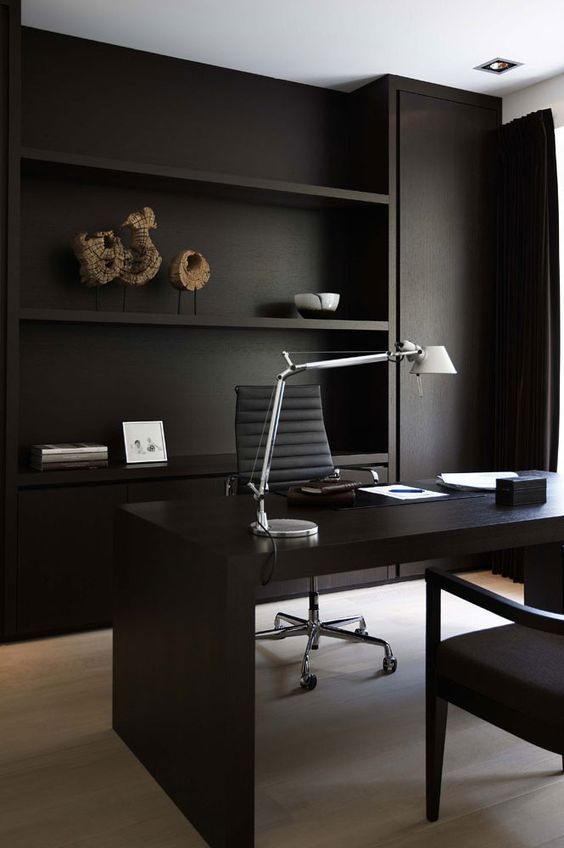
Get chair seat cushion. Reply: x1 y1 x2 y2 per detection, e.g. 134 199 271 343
437 624 564 724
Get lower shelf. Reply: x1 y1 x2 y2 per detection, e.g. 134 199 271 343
17 452 388 489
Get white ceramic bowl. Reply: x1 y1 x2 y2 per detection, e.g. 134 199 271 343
294 292 340 318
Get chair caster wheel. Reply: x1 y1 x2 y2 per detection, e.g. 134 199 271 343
300 673 317 691
383 657 397 674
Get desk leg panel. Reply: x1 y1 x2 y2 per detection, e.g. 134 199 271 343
524 542 564 613
113 511 256 848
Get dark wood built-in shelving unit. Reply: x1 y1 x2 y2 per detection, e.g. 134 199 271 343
0 19 501 640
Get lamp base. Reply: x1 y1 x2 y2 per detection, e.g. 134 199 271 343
250 518 319 538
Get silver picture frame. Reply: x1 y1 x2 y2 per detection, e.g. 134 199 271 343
123 420 168 464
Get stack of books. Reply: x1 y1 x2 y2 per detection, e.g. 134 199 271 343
30 443 109 471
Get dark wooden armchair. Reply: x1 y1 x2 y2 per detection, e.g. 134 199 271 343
425 566 564 822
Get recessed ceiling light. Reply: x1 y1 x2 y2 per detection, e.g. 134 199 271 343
475 58 523 75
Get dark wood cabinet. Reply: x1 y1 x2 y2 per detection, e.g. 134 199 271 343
397 90 498 480
394 84 500 578
17 485 127 636
0 26 501 639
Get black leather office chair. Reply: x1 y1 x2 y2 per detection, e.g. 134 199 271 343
233 384 397 690
426 566 564 821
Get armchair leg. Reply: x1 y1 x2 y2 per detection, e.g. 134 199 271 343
426 695 448 822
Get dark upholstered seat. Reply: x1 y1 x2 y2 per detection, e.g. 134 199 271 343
426 567 564 822
438 624 564 725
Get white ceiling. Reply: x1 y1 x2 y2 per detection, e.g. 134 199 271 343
21 0 564 96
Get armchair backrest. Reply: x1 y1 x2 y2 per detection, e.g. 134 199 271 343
235 384 335 490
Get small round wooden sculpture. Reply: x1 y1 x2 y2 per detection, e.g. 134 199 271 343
169 249 211 291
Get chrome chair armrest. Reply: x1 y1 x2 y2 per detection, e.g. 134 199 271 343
336 465 380 484
224 475 238 496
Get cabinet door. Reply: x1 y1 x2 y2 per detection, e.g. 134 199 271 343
17 484 127 636
398 91 498 480
127 476 225 503
397 90 498 577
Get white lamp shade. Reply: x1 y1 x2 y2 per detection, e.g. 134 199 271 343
409 345 456 375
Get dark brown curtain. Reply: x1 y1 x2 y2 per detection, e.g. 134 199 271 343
493 108 560 580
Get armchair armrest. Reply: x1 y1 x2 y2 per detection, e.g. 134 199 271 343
425 566 564 636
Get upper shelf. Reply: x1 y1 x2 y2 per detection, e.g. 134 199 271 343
21 147 389 210
20 308 388 333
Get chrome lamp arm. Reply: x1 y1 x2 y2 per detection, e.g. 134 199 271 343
248 340 428 537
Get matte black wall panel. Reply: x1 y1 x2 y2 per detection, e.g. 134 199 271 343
19 323 388 461
22 28 352 188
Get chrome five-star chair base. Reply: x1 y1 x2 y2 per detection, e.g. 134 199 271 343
256 576 397 690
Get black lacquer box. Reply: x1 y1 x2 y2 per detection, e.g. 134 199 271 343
495 476 547 506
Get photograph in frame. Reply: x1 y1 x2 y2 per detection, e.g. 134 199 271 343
123 420 167 464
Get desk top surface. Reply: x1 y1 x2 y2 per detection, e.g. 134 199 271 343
119 472 564 576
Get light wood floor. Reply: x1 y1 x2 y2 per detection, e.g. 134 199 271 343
1 572 563 848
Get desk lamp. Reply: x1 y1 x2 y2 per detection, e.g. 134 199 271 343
248 340 456 537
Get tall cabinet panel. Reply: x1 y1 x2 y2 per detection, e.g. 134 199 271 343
0 0 20 639
397 90 499 480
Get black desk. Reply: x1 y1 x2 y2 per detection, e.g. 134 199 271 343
113 473 564 848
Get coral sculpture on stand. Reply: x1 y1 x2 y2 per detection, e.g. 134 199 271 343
72 230 126 287
72 207 162 287
118 207 162 286
169 249 211 291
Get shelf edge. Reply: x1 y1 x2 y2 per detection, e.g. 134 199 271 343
21 147 389 207
19 309 389 333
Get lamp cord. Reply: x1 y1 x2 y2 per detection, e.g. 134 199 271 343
245 385 278 585
257 515 278 586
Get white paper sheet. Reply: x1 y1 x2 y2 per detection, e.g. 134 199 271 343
359 485 449 501
437 472 518 491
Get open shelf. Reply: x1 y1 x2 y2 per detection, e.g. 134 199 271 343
20 308 389 333
21 147 389 211
17 452 388 489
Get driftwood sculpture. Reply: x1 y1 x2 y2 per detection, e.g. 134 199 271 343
73 207 162 287
72 230 126 287
119 207 162 286
169 249 211 291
